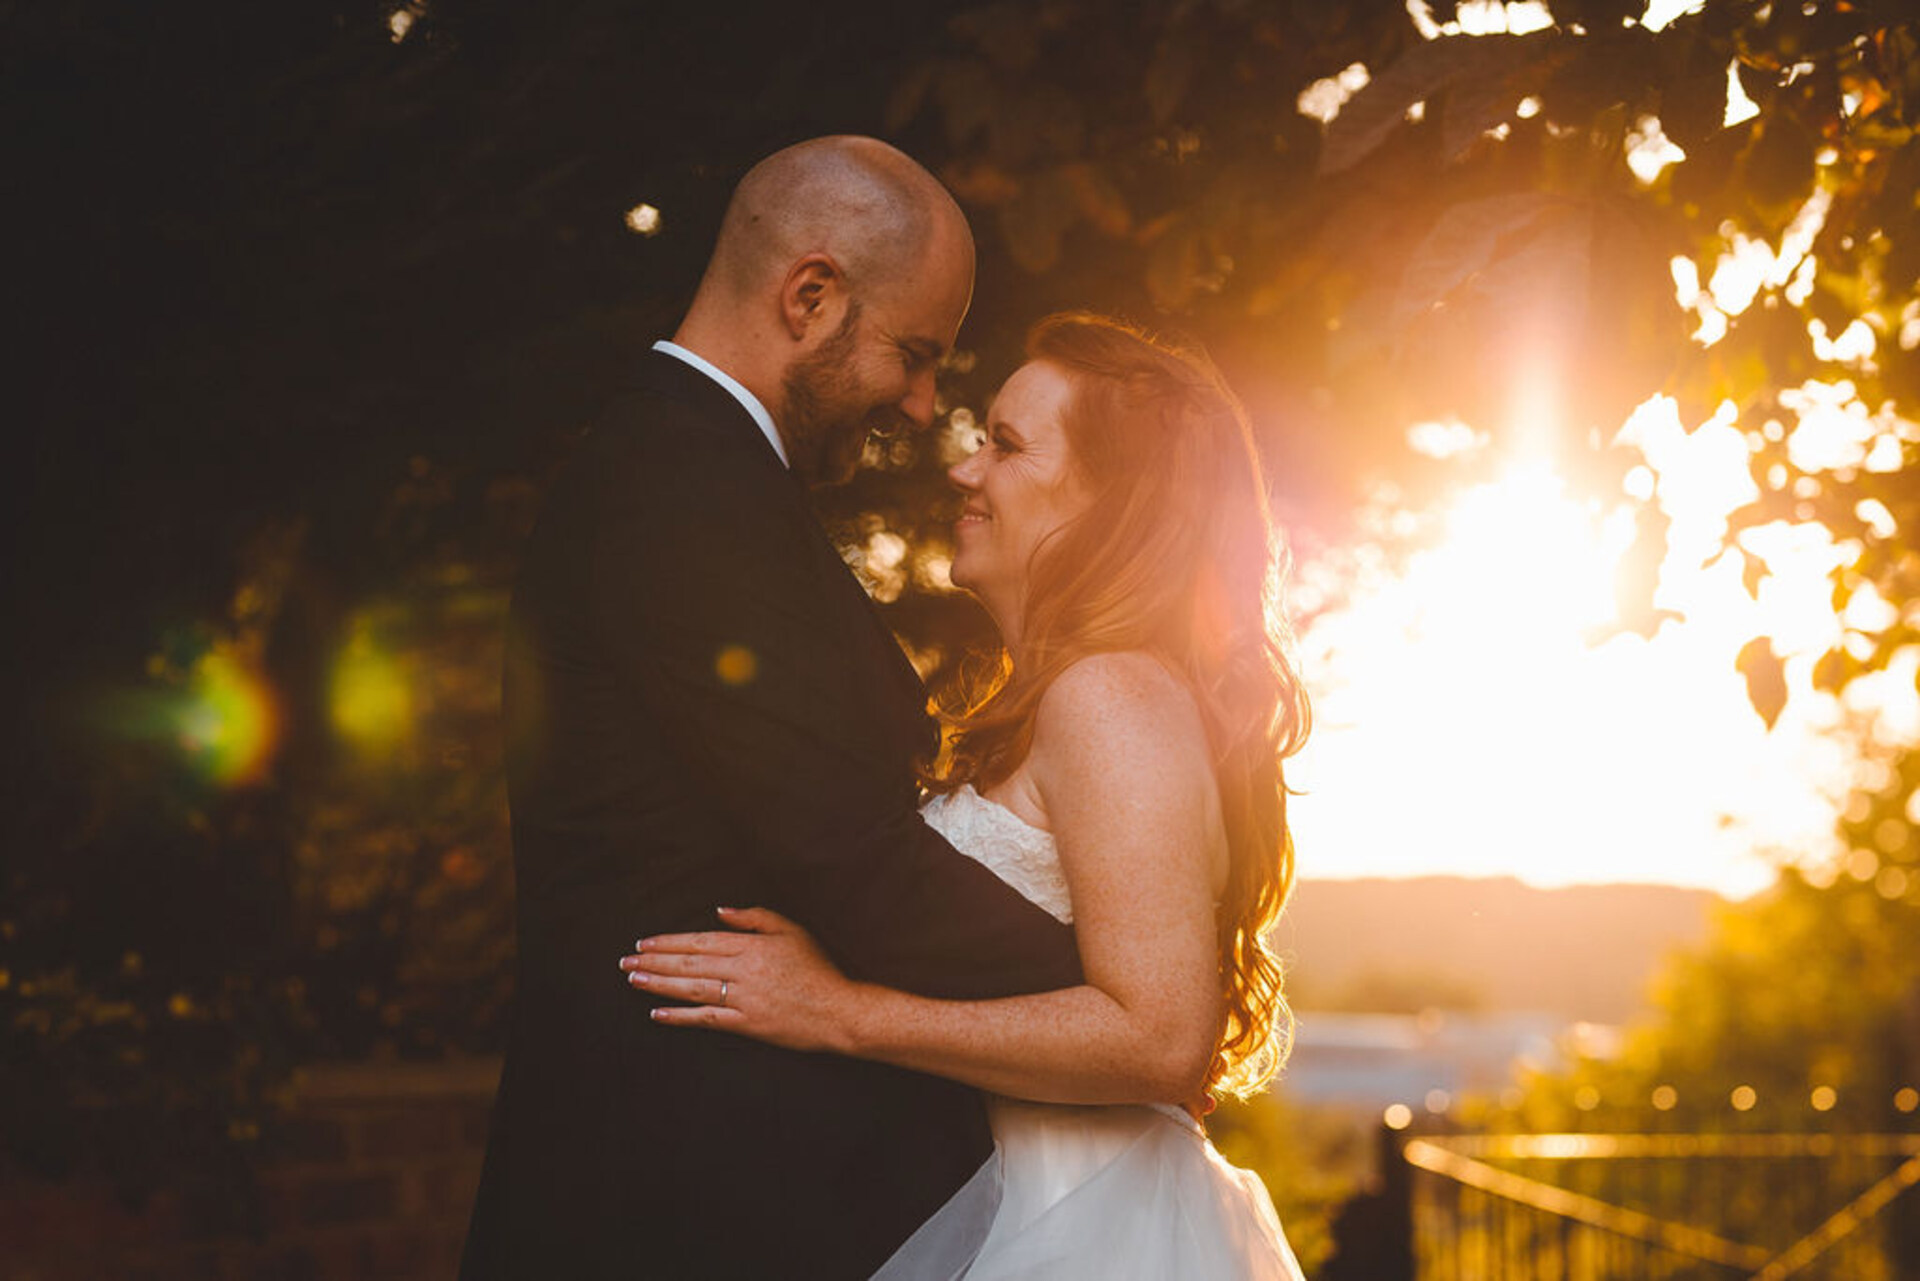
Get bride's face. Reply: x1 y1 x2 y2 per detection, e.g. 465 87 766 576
947 361 1090 630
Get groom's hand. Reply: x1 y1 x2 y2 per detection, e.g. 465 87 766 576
618 907 861 1054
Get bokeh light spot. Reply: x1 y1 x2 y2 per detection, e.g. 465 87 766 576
1383 1103 1413 1130
330 623 414 754
1651 1084 1678 1111
624 203 663 236
715 645 758 686
1730 1084 1758 1111
1809 1085 1837 1112
1877 866 1910 900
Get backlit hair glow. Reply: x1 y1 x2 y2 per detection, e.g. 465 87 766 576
929 312 1311 1097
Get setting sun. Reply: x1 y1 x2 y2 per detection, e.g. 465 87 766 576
1289 392 1887 897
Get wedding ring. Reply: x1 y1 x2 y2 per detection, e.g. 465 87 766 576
718 980 729 1006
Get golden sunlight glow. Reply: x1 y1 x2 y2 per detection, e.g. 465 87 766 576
1626 116 1686 185
1409 0 1553 38
1640 0 1704 32
1297 63 1370 124
176 648 277 785
1290 383 1906 896
1725 61 1761 126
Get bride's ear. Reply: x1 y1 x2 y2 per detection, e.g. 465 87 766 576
779 253 846 341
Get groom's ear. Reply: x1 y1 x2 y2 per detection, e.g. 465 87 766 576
779 253 846 341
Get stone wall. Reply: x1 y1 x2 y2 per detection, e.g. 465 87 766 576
1 1059 500 1281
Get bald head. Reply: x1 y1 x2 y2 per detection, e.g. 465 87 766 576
672 137 976 486
705 136 973 307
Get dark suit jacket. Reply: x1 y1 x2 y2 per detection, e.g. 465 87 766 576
460 350 1084 1280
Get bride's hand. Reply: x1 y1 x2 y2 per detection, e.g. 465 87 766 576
619 906 857 1054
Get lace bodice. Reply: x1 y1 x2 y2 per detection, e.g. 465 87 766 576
921 785 1074 924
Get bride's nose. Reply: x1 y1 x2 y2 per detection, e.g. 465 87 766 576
948 446 985 492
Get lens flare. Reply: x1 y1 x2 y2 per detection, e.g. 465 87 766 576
175 648 278 785
330 622 414 753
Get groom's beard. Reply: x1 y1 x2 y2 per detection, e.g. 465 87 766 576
782 302 907 486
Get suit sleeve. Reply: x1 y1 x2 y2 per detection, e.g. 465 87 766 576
585 421 1083 1001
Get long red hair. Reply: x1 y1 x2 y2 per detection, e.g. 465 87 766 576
928 312 1311 1097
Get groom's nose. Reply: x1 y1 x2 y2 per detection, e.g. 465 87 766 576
900 367 937 428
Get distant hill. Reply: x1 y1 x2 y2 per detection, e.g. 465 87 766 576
1275 876 1725 1025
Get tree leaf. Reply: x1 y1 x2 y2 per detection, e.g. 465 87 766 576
1740 546 1769 599
1810 647 1850 694
1062 162 1131 239
936 58 996 149
1658 32 1730 149
1742 108 1818 210
1392 193 1569 332
997 167 1079 274
1320 32 1559 175
884 61 936 134
1736 635 1788 729
1146 218 1203 310
1145 32 1196 125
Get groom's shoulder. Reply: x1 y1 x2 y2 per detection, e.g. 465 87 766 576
569 367 783 492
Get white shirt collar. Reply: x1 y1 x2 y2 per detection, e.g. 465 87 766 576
651 340 788 468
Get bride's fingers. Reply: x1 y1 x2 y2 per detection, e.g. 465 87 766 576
624 971 728 1004
648 1004 746 1030
715 905 791 933
619 951 728 978
632 930 743 955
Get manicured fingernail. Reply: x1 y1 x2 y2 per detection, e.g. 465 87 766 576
649 1008 664 1020
716 906 735 915
633 939 647 951
628 972 650 987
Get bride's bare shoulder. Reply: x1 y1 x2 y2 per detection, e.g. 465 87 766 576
1030 651 1209 779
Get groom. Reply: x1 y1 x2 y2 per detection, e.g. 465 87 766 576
460 137 1084 1279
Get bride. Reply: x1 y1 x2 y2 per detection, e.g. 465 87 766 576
620 312 1311 1278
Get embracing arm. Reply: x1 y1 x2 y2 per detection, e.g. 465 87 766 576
628 654 1226 1106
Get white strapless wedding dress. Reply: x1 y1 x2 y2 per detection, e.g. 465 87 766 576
872 786 1306 1280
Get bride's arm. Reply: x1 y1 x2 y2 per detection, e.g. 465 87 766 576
622 653 1226 1106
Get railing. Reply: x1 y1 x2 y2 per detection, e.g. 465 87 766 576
1323 1117 1920 1280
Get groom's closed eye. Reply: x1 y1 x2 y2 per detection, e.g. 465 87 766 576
899 340 941 372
